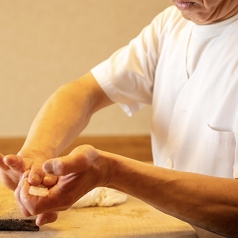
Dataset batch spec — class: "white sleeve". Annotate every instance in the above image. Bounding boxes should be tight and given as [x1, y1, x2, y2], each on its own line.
[91, 14, 161, 116]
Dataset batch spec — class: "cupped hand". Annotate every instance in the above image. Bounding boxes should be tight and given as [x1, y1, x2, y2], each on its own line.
[17, 150, 58, 187]
[0, 153, 57, 190]
[0, 153, 27, 190]
[0, 152, 59, 226]
[14, 145, 108, 224]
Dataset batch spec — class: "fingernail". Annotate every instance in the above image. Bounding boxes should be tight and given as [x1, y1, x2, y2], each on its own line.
[31, 173, 41, 182]
[44, 174, 52, 182]
[36, 217, 48, 226]
[43, 161, 53, 173]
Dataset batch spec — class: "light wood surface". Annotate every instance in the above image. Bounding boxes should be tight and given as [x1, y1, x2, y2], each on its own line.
[0, 138, 195, 237]
[0, 182, 195, 238]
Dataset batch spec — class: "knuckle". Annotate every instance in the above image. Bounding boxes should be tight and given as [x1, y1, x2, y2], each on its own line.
[55, 159, 66, 174]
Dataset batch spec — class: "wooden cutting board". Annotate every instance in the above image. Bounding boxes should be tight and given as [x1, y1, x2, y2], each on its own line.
[0, 182, 195, 238]
[0, 182, 38, 232]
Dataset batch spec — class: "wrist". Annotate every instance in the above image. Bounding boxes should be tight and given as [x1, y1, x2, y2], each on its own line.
[96, 149, 124, 189]
[17, 148, 55, 161]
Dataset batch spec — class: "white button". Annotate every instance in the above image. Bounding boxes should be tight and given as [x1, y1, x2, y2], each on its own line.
[166, 158, 174, 169]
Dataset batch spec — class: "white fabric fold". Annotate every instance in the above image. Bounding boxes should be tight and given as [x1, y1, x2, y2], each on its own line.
[72, 187, 127, 208]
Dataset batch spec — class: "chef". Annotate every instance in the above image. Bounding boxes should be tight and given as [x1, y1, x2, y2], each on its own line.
[1, 0, 238, 237]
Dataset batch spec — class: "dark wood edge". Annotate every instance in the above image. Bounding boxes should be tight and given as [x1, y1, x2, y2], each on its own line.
[0, 136, 152, 162]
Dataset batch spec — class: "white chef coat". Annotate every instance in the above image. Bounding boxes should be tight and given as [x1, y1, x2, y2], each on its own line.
[91, 6, 238, 179]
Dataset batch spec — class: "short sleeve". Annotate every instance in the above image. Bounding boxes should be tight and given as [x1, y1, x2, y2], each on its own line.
[91, 14, 161, 116]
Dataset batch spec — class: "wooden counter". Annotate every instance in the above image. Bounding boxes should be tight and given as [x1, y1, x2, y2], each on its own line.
[0, 136, 153, 162]
[0, 182, 195, 238]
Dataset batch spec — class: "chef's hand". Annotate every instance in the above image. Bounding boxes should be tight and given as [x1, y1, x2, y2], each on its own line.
[0, 153, 57, 190]
[0, 153, 25, 190]
[0, 152, 59, 226]
[14, 145, 109, 225]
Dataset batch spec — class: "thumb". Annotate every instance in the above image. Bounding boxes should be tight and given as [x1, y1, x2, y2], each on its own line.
[42, 155, 79, 176]
[42, 158, 65, 176]
[43, 145, 98, 176]
[36, 212, 59, 226]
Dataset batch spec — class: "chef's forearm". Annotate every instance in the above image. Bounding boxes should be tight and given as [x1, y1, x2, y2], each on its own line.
[100, 150, 238, 237]
[19, 72, 112, 159]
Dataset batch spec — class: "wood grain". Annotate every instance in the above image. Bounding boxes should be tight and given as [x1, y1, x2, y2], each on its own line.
[0, 184, 38, 231]
[0, 137, 196, 237]
[0, 183, 195, 237]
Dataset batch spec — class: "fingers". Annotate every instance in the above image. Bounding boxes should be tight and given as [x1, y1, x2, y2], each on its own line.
[43, 145, 98, 176]
[35, 212, 59, 226]
[0, 153, 8, 170]
[14, 171, 33, 217]
[43, 155, 83, 176]
[15, 174, 59, 227]
[15, 170, 64, 216]
[13, 145, 99, 224]
[43, 157, 69, 176]
[42, 173, 58, 187]
[1, 154, 25, 172]
[1, 153, 57, 189]
[27, 161, 45, 186]
[0, 154, 26, 190]
[27, 159, 57, 187]
[15, 171, 54, 216]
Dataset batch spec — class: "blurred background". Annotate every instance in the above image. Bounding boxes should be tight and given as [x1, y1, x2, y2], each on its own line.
[0, 0, 171, 138]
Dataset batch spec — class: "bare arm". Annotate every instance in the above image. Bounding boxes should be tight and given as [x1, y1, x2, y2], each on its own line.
[21, 72, 113, 185]
[20, 72, 112, 159]
[0, 72, 113, 189]
[16, 146, 238, 237]
[103, 151, 238, 237]
[1, 72, 113, 225]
